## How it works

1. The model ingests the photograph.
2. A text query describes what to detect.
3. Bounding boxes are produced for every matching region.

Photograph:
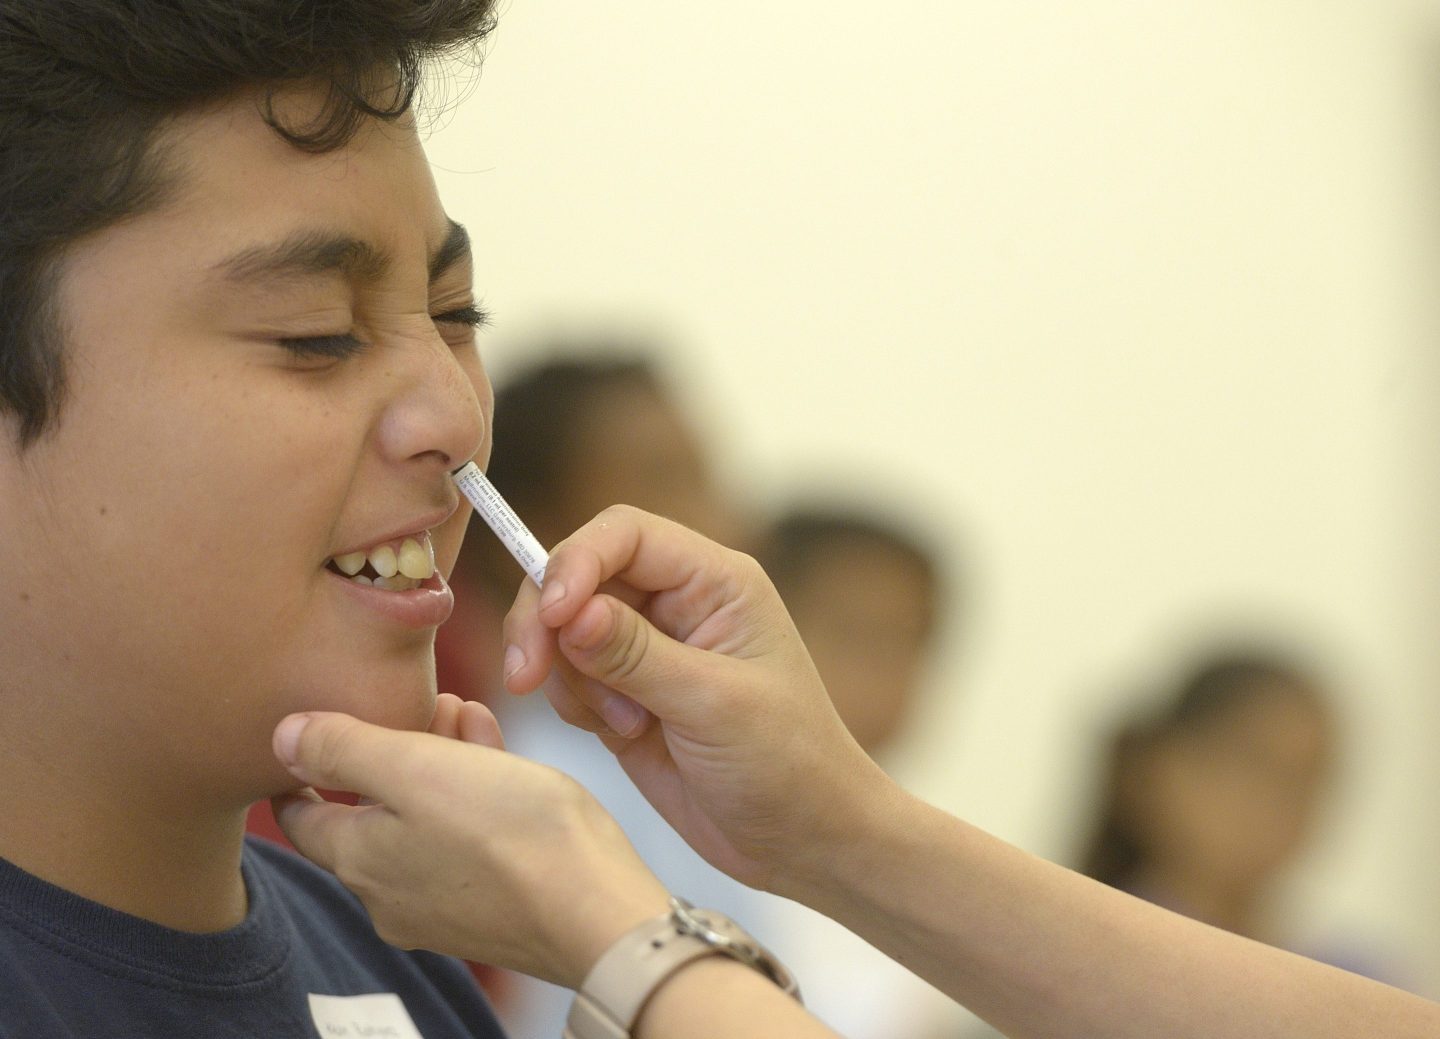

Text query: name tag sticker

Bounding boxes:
[308,993,427,1039]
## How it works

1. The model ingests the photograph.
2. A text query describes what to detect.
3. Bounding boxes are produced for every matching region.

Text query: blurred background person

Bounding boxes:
[756,506,947,763]
[1074,648,1404,984]
[435,348,753,709]
[464,349,750,563]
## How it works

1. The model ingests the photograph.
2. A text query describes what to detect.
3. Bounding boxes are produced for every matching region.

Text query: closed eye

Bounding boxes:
[276,305,487,362]
[278,332,367,360]
[432,304,491,329]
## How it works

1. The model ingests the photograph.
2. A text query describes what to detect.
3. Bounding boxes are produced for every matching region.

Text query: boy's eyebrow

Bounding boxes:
[214,231,390,284]
[211,219,469,285]
[429,220,471,283]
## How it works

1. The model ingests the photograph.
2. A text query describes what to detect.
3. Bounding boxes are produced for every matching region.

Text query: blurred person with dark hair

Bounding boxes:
[466,351,747,595]
[1078,649,1400,982]
[435,349,750,707]
[480,354,746,553]
[758,507,946,759]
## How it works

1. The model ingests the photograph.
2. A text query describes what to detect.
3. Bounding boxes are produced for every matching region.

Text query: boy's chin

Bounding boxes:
[312,693,437,737]
[358,676,438,729]
[302,658,439,729]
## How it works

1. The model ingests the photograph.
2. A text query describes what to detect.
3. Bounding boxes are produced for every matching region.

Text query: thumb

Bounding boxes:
[557,595,719,725]
[273,711,407,802]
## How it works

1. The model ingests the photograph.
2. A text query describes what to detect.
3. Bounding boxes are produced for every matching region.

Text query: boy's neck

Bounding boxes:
[0,738,251,933]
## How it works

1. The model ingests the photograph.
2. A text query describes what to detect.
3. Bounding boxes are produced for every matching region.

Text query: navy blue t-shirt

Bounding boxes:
[0,836,506,1038]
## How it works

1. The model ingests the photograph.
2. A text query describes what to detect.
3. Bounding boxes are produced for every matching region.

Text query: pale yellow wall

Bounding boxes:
[428,0,1440,992]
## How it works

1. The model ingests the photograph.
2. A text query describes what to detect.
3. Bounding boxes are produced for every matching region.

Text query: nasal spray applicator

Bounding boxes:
[450,461,549,588]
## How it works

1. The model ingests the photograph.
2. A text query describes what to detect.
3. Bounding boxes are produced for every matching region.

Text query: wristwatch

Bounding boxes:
[563,897,801,1039]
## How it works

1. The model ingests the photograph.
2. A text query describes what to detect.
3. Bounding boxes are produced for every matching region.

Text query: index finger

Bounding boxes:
[540,505,747,627]
[272,789,377,875]
[503,506,746,690]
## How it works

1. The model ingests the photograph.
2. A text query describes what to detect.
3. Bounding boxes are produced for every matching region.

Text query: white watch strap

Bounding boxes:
[562,899,799,1039]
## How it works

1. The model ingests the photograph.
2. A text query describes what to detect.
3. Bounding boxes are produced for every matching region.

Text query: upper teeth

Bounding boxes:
[331,535,435,587]
[334,551,367,576]
[398,538,435,578]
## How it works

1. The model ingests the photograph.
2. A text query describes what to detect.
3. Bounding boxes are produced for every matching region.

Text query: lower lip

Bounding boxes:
[325,568,455,629]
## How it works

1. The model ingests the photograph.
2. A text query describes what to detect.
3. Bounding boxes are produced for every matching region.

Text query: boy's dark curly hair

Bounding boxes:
[0,0,497,444]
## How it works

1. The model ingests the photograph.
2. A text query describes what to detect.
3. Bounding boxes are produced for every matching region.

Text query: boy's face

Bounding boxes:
[0,86,491,800]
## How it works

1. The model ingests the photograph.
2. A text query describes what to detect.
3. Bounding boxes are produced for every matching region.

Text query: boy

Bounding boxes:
[0,2,506,1034]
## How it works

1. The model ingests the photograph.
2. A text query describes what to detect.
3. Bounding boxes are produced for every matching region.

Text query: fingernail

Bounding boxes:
[600,695,643,738]
[273,713,311,768]
[539,579,566,612]
[503,643,526,681]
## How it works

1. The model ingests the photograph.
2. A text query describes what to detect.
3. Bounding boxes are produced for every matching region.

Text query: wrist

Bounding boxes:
[771,754,915,909]
[768,753,908,909]
[555,879,671,990]
[635,955,823,1039]
[563,897,800,1039]
[527,782,673,988]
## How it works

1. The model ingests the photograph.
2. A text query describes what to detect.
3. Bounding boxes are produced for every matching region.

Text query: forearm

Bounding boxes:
[636,957,840,1039]
[779,782,1440,1039]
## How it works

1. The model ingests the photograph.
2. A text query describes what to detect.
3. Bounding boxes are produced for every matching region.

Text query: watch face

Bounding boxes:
[670,901,798,997]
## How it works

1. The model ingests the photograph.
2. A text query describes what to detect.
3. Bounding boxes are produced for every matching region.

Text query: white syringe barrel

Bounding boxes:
[451,461,548,587]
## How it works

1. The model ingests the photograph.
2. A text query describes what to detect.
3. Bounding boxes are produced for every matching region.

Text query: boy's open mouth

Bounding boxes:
[325,532,436,592]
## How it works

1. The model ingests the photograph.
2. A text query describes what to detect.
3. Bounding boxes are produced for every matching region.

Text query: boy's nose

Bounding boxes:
[376,328,489,473]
